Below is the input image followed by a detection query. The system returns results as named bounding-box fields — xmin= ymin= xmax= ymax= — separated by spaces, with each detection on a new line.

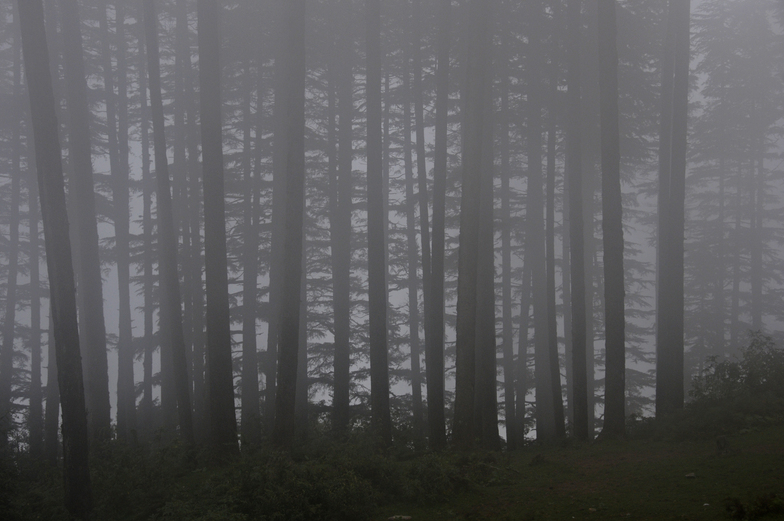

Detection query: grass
xmin=6 ymin=424 xmax=784 ymax=520
xmin=377 ymin=425 xmax=784 ymax=521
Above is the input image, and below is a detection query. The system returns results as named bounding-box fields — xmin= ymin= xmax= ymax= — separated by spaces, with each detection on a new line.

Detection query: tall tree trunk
xmin=0 ymin=30 xmax=22 ymax=446
xmin=515 ymin=250 xmax=532 ymax=447
xmin=412 ymin=0 xmax=433 ymax=391
xmin=265 ymin=0 xmax=288 ymax=429
xmin=566 ymin=0 xmax=588 ymax=441
xmin=499 ymin=30 xmax=516 ymax=450
xmin=60 ymin=0 xmax=111 ymax=443
xmin=403 ymin=62 xmax=424 ymax=441
xmin=272 ymin=0 xmax=307 ymax=449
xmin=474 ymin=60 xmax=499 ymax=449
xmin=28 ymin=115 xmax=44 ymax=457
xmin=655 ymin=0 xmax=689 ymax=418
xmin=143 ymin=0 xmax=194 ymax=444
xmin=527 ymin=0 xmax=558 ymax=443
xmin=241 ymin=62 xmax=261 ymax=447
xmin=17 ymin=0 xmax=93 ymax=514
xmin=101 ymin=0 xmax=135 ymax=441
xmin=330 ymin=0 xmax=354 ymax=436
xmin=44 ymin=310 xmax=59 ymax=464
xmin=427 ymin=0 xmax=450 ymax=451
xmin=597 ymin=0 xmax=625 ymax=439
xmin=366 ymin=0 xmax=392 ymax=446
xmin=750 ymin=135 xmax=764 ymax=331
xmin=197 ymin=0 xmax=238 ymax=456
xmin=546 ymin=58 xmax=565 ymax=440
xmin=453 ymin=0 xmax=493 ymax=448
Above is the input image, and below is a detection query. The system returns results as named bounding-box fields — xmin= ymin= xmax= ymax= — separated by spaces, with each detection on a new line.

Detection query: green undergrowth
xmin=4 ymin=424 xmax=783 ymax=521
xmin=4 ymin=335 xmax=784 ymax=520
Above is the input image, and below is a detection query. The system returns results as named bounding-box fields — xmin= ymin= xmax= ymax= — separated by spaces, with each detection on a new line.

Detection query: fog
xmin=1 ymin=1 xmax=783 ymax=514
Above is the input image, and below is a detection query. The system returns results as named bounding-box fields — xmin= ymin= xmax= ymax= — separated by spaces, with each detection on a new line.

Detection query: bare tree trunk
xmin=143 ymin=0 xmax=194 ymax=444
xmin=241 ymin=62 xmax=261 ymax=447
xmin=330 ymin=0 xmax=354 ymax=436
xmin=427 ymin=0 xmax=450 ymax=451
xmin=475 ymin=59 xmax=498 ymax=449
xmin=597 ymin=0 xmax=625 ymax=439
xmin=527 ymin=0 xmax=558 ymax=443
xmin=197 ymin=0 xmax=238 ymax=456
xmin=17 ymin=0 xmax=92 ymax=514
xmin=403 ymin=61 xmax=424 ymax=441
xmin=412 ymin=0 xmax=433 ymax=398
xmin=546 ymin=56 xmax=565 ymax=440
xmin=366 ymin=0 xmax=392 ymax=446
xmin=0 ymin=30 xmax=22 ymax=446
xmin=499 ymin=29 xmax=516 ymax=450
xmin=655 ymin=0 xmax=689 ymax=418
xmin=453 ymin=0 xmax=493 ymax=448
xmin=28 ymin=115 xmax=44 ymax=457
xmin=272 ymin=0 xmax=307 ymax=450
xmin=61 ymin=0 xmax=111 ymax=443
xmin=566 ymin=0 xmax=589 ymax=441
xmin=101 ymin=0 xmax=135 ymax=441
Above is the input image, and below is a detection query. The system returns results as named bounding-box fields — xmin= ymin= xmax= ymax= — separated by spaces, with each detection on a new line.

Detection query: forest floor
xmin=7 ymin=423 xmax=784 ymax=520
xmin=376 ymin=425 xmax=784 ymax=521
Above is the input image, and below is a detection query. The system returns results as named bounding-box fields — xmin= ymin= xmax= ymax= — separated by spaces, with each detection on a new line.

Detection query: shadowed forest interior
xmin=1 ymin=0 xmax=784 ymax=518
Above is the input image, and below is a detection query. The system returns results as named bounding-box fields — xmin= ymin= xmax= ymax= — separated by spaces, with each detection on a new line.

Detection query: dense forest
xmin=1 ymin=0 xmax=784 ymax=518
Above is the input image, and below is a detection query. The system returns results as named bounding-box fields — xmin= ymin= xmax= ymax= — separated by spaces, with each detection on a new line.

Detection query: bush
xmin=683 ymin=332 xmax=784 ymax=437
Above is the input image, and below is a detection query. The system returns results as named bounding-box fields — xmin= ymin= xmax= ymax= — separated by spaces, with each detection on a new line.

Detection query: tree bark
xmin=597 ymin=0 xmax=625 ymax=439
xmin=403 ymin=61 xmax=424 ymax=441
xmin=17 ymin=0 xmax=93 ymax=514
xmin=366 ymin=0 xmax=392 ymax=446
xmin=427 ymin=0 xmax=450 ymax=451
xmin=144 ymin=0 xmax=194 ymax=444
xmin=272 ymin=0 xmax=307 ymax=449
xmin=60 ymin=0 xmax=111 ymax=442
xmin=330 ymin=0 xmax=354 ymax=436
xmin=197 ymin=0 xmax=238 ymax=456
xmin=655 ymin=0 xmax=689 ymax=419
xmin=453 ymin=0 xmax=493 ymax=448
xmin=240 ymin=62 xmax=261 ymax=447
xmin=566 ymin=0 xmax=589 ymax=441
xmin=0 ymin=29 xmax=22 ymax=446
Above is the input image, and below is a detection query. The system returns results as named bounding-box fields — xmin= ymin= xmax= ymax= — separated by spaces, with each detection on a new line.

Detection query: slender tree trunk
xmin=412 ymin=0 xmax=433 ymax=387
xmin=241 ymin=62 xmax=261 ymax=447
xmin=197 ymin=0 xmax=238 ymax=456
xmin=331 ymin=0 xmax=354 ymax=436
xmin=44 ymin=310 xmax=59 ymax=464
xmin=527 ymin=0 xmax=557 ymax=443
xmin=144 ymin=0 xmax=194 ymax=444
xmin=566 ymin=0 xmax=588 ymax=441
xmin=0 ymin=32 xmax=22 ymax=446
xmin=17 ymin=0 xmax=92 ymax=514
xmin=750 ymin=136 xmax=764 ymax=331
xmin=475 ymin=59 xmax=499 ymax=449
xmin=266 ymin=0 xmax=288 ymax=429
xmin=453 ymin=0 xmax=493 ymax=448
xmin=403 ymin=63 xmax=424 ymax=441
xmin=597 ymin=0 xmax=625 ymax=439
xmin=60 ymin=0 xmax=111 ymax=443
xmin=499 ymin=30 xmax=516 ymax=450
xmin=366 ymin=0 xmax=392 ymax=446
xmin=101 ymin=0 xmax=135 ymax=441
xmin=515 ymin=255 xmax=532 ymax=447
xmin=546 ymin=59 xmax=565 ymax=440
xmin=28 ymin=116 xmax=44 ymax=457
xmin=655 ymin=0 xmax=689 ymax=418
xmin=427 ymin=0 xmax=450 ymax=451
xmin=272 ymin=0 xmax=307 ymax=450
xmin=136 ymin=9 xmax=155 ymax=433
